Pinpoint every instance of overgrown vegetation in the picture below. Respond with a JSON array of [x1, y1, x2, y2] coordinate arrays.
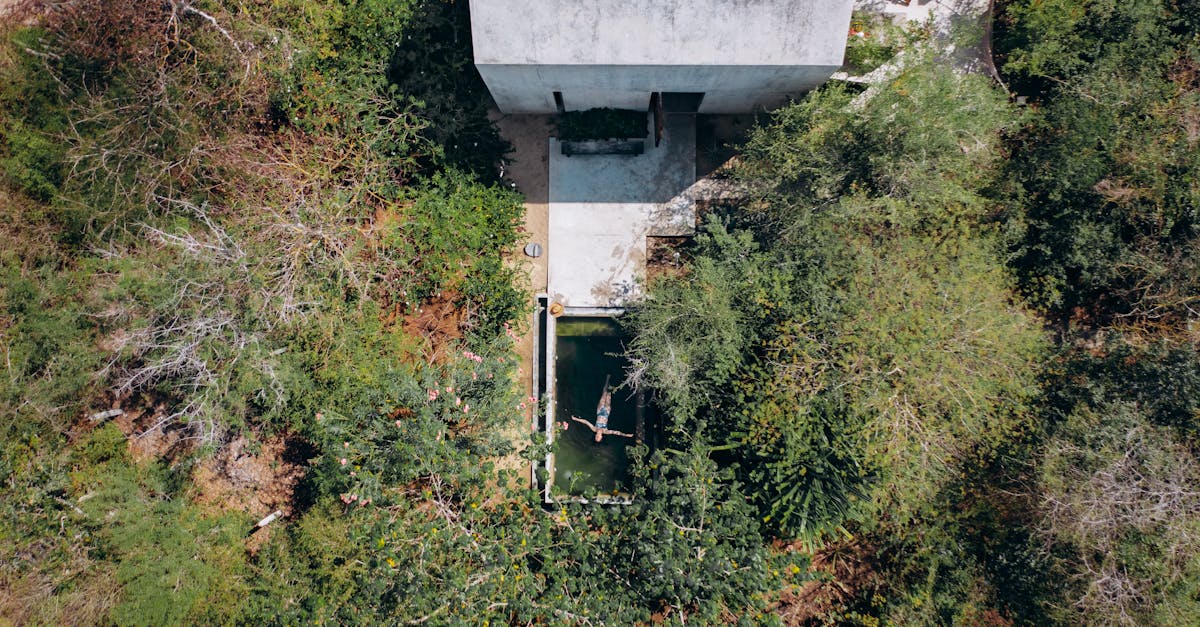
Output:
[[2, 0, 1198, 624], [627, 53, 1051, 621], [623, 0, 1200, 623], [0, 0, 783, 623], [991, 2, 1200, 622]]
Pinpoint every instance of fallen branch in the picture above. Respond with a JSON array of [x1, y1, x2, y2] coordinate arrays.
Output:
[[87, 408, 124, 423], [177, 2, 246, 55]]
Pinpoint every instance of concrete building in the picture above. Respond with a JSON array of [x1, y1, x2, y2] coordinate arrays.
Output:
[[475, 0, 854, 312], [483, 1, 856, 495], [470, 0, 855, 114]]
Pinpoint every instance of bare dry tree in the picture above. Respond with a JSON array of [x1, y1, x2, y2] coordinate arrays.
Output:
[[1038, 408, 1200, 625], [93, 197, 291, 445]]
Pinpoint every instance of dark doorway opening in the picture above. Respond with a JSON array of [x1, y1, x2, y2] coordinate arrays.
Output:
[[661, 92, 705, 113]]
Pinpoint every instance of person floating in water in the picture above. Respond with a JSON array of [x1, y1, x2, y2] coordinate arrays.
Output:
[[570, 375, 633, 442]]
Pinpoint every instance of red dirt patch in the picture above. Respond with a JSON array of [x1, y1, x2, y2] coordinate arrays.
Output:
[[71, 392, 199, 462], [646, 235, 690, 282], [400, 291, 465, 361], [772, 539, 881, 625]]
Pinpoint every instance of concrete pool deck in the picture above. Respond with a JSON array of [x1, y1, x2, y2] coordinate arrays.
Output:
[[548, 115, 697, 308]]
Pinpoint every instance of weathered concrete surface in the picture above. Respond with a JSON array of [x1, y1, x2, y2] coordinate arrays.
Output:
[[548, 115, 696, 308], [470, 0, 854, 113], [472, 0, 851, 66]]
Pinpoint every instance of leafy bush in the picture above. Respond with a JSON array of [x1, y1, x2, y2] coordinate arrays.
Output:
[[307, 336, 523, 505], [381, 169, 526, 307], [557, 108, 648, 141], [1, 120, 64, 201], [0, 257, 102, 431], [272, 0, 508, 179], [630, 60, 1041, 546], [626, 221, 777, 423]]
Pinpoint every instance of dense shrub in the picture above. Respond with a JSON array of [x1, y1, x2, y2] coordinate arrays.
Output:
[[991, 1, 1200, 623], [557, 107, 649, 141], [630, 59, 1042, 549], [238, 435, 790, 624], [272, 0, 508, 180], [997, 0, 1200, 327]]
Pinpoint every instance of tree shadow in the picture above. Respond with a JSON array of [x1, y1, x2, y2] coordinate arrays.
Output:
[[386, 0, 511, 182]]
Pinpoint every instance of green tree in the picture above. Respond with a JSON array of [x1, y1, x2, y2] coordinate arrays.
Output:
[[998, 0, 1200, 327]]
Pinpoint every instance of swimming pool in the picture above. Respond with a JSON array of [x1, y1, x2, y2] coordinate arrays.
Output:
[[536, 305, 657, 502]]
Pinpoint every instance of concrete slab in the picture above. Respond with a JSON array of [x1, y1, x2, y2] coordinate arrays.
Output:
[[548, 115, 696, 308]]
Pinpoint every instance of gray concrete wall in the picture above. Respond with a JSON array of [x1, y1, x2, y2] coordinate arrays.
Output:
[[470, 0, 854, 113], [477, 63, 841, 113]]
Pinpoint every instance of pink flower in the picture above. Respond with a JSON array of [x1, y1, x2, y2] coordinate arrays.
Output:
[[428, 389, 438, 401], [455, 397, 462, 406], [463, 404, 470, 414], [446, 386, 454, 394], [487, 373, 494, 379], [340, 458, 348, 465], [350, 471, 356, 477], [343, 441, 350, 448], [316, 412, 324, 420], [472, 371, 478, 381], [395, 419, 402, 427], [519, 402, 527, 410]]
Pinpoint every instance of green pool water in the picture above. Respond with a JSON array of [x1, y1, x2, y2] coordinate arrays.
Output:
[[552, 317, 646, 496]]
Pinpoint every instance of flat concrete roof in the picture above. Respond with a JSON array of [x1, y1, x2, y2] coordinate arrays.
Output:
[[471, 0, 851, 67], [548, 116, 696, 308], [471, 0, 853, 113]]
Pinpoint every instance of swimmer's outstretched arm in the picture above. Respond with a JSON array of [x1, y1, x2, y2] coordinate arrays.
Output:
[[570, 415, 598, 432]]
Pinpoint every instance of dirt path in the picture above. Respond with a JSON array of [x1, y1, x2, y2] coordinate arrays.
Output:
[[493, 113, 554, 487]]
